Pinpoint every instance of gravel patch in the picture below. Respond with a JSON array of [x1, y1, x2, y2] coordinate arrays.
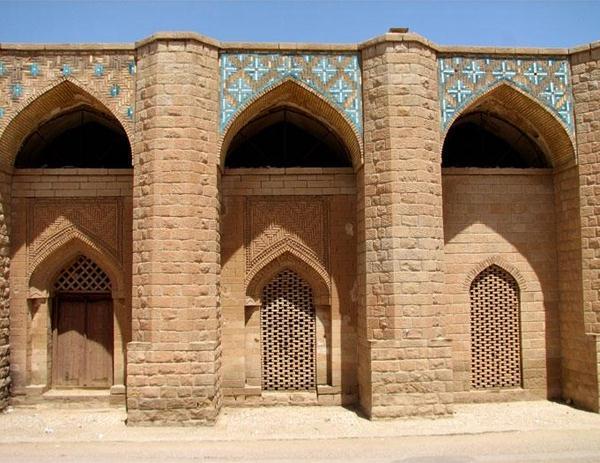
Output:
[[0, 401, 599, 443]]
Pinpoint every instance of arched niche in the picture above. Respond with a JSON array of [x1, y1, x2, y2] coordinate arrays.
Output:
[[26, 238, 127, 396], [243, 251, 333, 391], [442, 83, 575, 169], [220, 79, 363, 171], [0, 79, 132, 171]]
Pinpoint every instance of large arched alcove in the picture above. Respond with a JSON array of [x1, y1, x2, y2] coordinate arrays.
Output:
[[0, 79, 132, 170], [442, 83, 576, 403], [219, 81, 359, 406], [219, 79, 363, 171], [3, 79, 133, 402], [15, 106, 131, 169], [225, 107, 351, 169], [442, 83, 575, 169]]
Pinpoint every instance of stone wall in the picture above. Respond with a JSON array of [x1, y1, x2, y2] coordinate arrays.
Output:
[[127, 37, 222, 425], [443, 169, 559, 401], [360, 38, 452, 418], [0, 171, 10, 409], [567, 47, 600, 411]]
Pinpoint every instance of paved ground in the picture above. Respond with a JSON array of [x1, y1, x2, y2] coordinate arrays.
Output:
[[0, 401, 599, 461]]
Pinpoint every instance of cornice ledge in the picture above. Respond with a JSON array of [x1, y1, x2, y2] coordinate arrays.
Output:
[[220, 41, 358, 53], [0, 43, 134, 52], [358, 32, 438, 51], [134, 31, 221, 50], [437, 44, 570, 56], [568, 39, 600, 56]]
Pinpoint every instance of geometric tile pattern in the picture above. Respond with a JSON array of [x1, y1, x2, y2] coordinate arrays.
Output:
[[0, 54, 135, 123], [439, 56, 574, 133], [220, 53, 362, 133], [261, 269, 316, 391], [470, 265, 522, 390]]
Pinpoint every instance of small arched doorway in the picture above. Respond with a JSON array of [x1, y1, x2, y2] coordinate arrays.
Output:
[[51, 254, 113, 388], [261, 268, 316, 391]]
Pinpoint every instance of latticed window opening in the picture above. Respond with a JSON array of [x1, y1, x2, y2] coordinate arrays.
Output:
[[261, 269, 316, 391], [53, 254, 111, 293], [470, 265, 522, 389]]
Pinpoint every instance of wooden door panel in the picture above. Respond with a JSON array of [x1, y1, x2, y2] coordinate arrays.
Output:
[[85, 298, 113, 387], [53, 294, 113, 388], [53, 298, 86, 386]]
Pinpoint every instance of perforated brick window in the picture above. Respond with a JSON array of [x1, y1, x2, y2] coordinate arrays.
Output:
[[53, 255, 111, 293], [470, 265, 522, 389], [261, 269, 316, 391]]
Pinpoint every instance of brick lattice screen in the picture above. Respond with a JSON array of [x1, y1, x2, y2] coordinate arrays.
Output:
[[261, 269, 316, 391], [470, 265, 522, 389], [53, 255, 111, 293]]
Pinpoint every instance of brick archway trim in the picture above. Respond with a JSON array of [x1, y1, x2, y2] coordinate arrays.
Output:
[[462, 255, 527, 292], [246, 249, 330, 306]]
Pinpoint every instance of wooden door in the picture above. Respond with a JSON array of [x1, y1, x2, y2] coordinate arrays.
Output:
[[53, 294, 113, 388]]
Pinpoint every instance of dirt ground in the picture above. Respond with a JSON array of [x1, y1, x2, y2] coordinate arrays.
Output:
[[0, 400, 599, 443]]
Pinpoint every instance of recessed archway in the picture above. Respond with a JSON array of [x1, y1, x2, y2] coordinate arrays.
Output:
[[225, 107, 352, 169], [220, 79, 363, 171], [442, 83, 575, 169], [0, 79, 132, 171]]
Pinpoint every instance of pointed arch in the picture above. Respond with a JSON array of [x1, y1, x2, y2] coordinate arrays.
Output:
[[29, 236, 124, 299], [246, 250, 330, 306], [443, 82, 576, 168], [0, 78, 132, 170], [220, 78, 363, 171], [463, 256, 527, 292]]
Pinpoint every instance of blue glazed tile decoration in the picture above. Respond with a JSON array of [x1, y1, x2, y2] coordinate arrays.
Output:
[[219, 53, 362, 134], [439, 56, 574, 133], [29, 63, 40, 77], [11, 83, 23, 99], [126, 106, 133, 119], [0, 62, 5, 77], [61, 64, 72, 77], [128, 61, 136, 76], [0, 108, 4, 118], [94, 64, 105, 77], [110, 84, 120, 97]]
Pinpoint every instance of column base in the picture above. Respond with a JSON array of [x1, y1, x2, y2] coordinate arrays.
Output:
[[126, 341, 222, 426]]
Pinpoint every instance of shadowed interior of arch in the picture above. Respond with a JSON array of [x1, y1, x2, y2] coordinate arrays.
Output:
[[15, 105, 131, 168], [443, 111, 550, 168], [225, 107, 351, 168]]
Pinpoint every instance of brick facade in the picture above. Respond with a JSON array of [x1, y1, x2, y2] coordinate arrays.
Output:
[[0, 30, 597, 424]]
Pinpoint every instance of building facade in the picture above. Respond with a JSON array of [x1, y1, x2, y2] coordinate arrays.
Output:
[[0, 30, 598, 424]]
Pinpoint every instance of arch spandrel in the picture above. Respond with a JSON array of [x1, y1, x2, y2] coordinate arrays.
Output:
[[0, 78, 133, 170], [219, 54, 362, 169]]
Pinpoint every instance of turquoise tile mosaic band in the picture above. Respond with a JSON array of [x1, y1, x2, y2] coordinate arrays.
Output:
[[439, 57, 574, 133], [219, 53, 362, 133]]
